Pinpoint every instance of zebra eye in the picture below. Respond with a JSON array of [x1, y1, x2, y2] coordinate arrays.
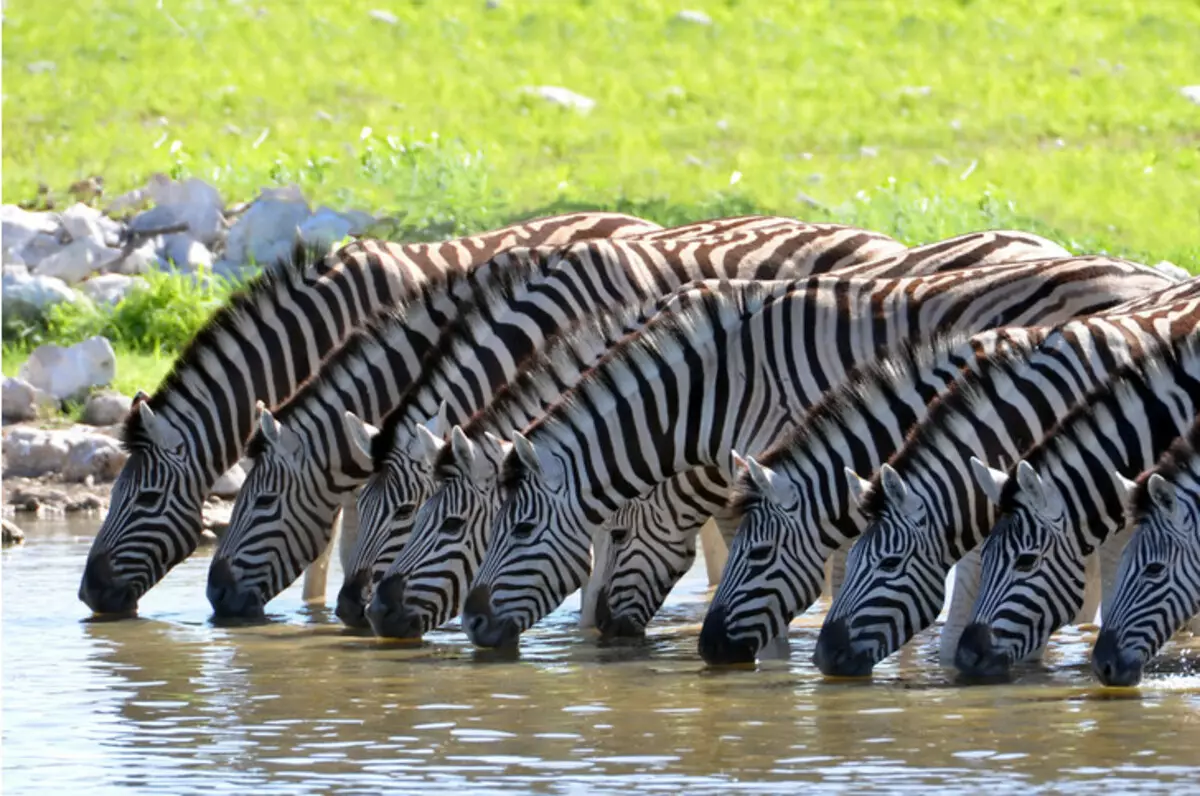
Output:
[[877, 555, 904, 573], [136, 490, 162, 507], [1144, 562, 1167, 579], [440, 517, 465, 536], [1014, 553, 1039, 572], [254, 493, 276, 510], [395, 502, 416, 520], [512, 521, 537, 540], [747, 543, 773, 563], [609, 528, 630, 545]]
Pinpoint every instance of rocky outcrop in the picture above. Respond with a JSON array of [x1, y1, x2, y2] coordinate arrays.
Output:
[[2, 425, 127, 481], [18, 337, 117, 403]]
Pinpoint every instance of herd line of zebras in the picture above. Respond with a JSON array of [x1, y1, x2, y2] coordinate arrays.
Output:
[[77, 211, 1200, 687]]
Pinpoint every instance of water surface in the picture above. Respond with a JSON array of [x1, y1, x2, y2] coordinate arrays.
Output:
[[4, 515, 1199, 794]]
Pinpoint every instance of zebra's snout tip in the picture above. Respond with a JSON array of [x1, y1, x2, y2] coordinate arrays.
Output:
[[954, 622, 1012, 679], [79, 551, 140, 617], [813, 617, 874, 677], [336, 569, 374, 629], [698, 605, 757, 666], [1092, 629, 1144, 687], [206, 557, 265, 619], [364, 575, 424, 640], [462, 584, 520, 649]]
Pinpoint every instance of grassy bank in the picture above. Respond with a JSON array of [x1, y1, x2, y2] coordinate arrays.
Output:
[[4, 0, 1198, 267]]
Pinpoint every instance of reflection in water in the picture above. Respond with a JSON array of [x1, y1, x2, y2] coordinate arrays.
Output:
[[4, 516, 1199, 794]]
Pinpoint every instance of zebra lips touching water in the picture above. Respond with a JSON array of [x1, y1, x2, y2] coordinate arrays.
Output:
[[580, 231, 1079, 640], [813, 292, 1200, 678], [958, 339, 1200, 678], [460, 259, 1172, 649], [211, 221, 907, 617], [1094, 418, 1200, 686], [78, 212, 659, 616], [700, 280, 1200, 665], [350, 229, 1071, 631]]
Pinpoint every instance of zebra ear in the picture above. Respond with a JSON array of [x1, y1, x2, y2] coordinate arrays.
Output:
[[512, 431, 563, 489], [744, 455, 797, 508], [342, 412, 377, 467], [1148, 474, 1181, 522], [426, 401, 450, 438], [879, 464, 914, 510], [450, 425, 477, 471], [136, 399, 184, 452], [409, 421, 445, 467], [259, 407, 302, 458], [845, 468, 874, 507], [1113, 472, 1139, 506], [970, 457, 1009, 506], [1016, 460, 1053, 514]]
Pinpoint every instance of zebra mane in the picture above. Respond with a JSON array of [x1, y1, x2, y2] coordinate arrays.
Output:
[[995, 341, 1185, 511], [367, 246, 575, 462], [1131, 416, 1200, 518], [725, 332, 1033, 519], [122, 240, 327, 451], [243, 247, 557, 458], [497, 280, 778, 489], [429, 299, 655, 477]]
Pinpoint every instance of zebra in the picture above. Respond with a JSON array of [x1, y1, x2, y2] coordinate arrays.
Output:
[[1093, 418, 1200, 686], [581, 231, 1081, 639], [351, 229, 1074, 630], [698, 282, 1200, 664], [459, 260, 1172, 648], [958, 339, 1200, 678], [208, 222, 908, 617], [813, 295, 1200, 677], [77, 211, 660, 615]]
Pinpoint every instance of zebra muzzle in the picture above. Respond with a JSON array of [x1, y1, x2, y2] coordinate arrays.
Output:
[[336, 569, 374, 630], [1091, 628, 1144, 687], [365, 574, 424, 640], [206, 557, 265, 619], [698, 604, 757, 666], [78, 550, 139, 617], [953, 622, 1013, 680], [462, 584, 520, 649]]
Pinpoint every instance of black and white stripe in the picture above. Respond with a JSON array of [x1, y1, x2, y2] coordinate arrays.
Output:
[[959, 339, 1200, 677], [459, 259, 1172, 648], [78, 212, 659, 616], [210, 221, 905, 616], [1094, 420, 1200, 685], [813, 291, 1200, 677]]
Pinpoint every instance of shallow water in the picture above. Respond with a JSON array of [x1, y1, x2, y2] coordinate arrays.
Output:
[[4, 515, 1199, 795]]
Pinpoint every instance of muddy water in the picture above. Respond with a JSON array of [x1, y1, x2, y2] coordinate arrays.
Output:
[[4, 516, 1199, 794]]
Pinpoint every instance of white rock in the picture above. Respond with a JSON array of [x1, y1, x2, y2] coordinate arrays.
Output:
[[222, 186, 311, 267], [113, 241, 165, 275], [59, 202, 122, 247], [1181, 86, 1200, 106], [1, 377, 58, 422], [161, 233, 214, 270], [18, 231, 65, 266], [78, 273, 147, 306], [522, 86, 596, 113], [298, 207, 355, 251], [33, 238, 122, 284], [18, 337, 117, 402], [2, 205, 58, 265], [1154, 260, 1191, 282], [2, 518, 25, 546], [62, 433, 128, 482], [81, 390, 133, 426], [143, 175, 225, 246], [1, 427, 76, 477], [1, 268, 82, 324], [211, 462, 247, 498], [104, 186, 149, 216], [674, 9, 713, 25], [368, 9, 398, 24]]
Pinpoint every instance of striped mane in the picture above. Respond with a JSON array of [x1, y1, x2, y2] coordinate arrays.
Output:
[[122, 240, 327, 451], [1131, 419, 1200, 518], [993, 343, 1183, 511]]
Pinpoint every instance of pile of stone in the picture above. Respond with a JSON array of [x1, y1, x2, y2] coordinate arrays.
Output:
[[2, 176, 376, 328]]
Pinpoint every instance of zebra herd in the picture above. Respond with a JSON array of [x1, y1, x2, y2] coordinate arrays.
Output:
[[77, 211, 1200, 687]]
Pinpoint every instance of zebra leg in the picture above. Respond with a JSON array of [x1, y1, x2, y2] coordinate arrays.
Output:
[[1073, 551, 1101, 625], [758, 633, 792, 661], [301, 506, 343, 605], [939, 549, 982, 666], [702, 516, 731, 587], [827, 548, 849, 599], [338, 498, 360, 577]]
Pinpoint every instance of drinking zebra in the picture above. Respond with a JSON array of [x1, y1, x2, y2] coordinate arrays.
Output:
[[813, 291, 1200, 677], [957, 339, 1200, 677], [349, 230, 1072, 629], [1093, 418, 1200, 685], [458, 260, 1170, 648], [78, 212, 663, 616], [208, 221, 906, 616]]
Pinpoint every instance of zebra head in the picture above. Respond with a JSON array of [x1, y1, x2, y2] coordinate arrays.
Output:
[[1095, 472, 1200, 686], [337, 411, 447, 629], [701, 454, 827, 665], [956, 459, 1080, 678], [591, 477, 705, 640], [80, 393, 202, 616], [814, 464, 947, 676], [366, 428, 510, 640], [207, 407, 373, 618], [463, 431, 591, 649]]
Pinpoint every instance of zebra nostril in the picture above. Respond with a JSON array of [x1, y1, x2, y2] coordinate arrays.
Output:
[[463, 584, 494, 620]]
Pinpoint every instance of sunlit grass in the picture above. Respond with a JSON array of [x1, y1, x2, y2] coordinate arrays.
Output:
[[3, 0, 1197, 266]]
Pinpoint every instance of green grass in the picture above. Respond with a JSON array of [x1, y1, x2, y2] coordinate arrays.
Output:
[[3, 0, 1198, 268]]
